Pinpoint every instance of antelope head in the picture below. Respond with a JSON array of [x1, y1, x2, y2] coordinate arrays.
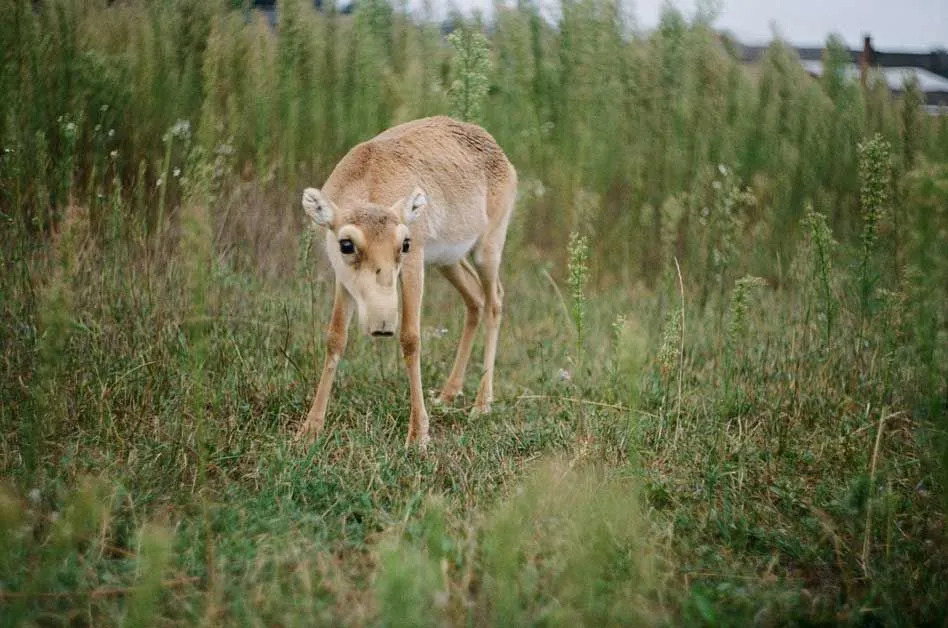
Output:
[[302, 186, 426, 337]]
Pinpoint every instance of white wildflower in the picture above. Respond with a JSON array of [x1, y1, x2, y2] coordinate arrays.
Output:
[[163, 119, 192, 143]]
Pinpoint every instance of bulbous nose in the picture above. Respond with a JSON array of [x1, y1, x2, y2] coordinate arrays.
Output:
[[370, 319, 396, 337]]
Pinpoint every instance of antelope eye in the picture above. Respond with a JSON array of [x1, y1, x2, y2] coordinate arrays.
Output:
[[401, 238, 411, 253], [339, 238, 355, 255]]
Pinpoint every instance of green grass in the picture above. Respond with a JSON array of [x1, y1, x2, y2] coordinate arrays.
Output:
[[1, 217, 945, 624], [1, 0, 947, 625]]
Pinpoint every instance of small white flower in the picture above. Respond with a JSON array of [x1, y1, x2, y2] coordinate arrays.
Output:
[[718, 163, 728, 176], [156, 177, 164, 188], [169, 119, 192, 141], [557, 368, 571, 382], [173, 167, 181, 178], [163, 120, 191, 144], [28, 488, 41, 504], [109, 150, 118, 159], [108, 129, 115, 138]]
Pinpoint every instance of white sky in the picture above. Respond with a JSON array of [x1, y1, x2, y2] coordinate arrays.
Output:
[[439, 0, 947, 50], [647, 0, 948, 50]]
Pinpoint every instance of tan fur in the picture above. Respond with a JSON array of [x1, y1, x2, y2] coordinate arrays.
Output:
[[296, 116, 517, 450]]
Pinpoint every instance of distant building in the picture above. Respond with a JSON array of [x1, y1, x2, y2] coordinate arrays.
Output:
[[737, 35, 948, 113]]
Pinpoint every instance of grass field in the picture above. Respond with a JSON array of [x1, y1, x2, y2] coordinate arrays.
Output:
[[2, 1, 947, 625]]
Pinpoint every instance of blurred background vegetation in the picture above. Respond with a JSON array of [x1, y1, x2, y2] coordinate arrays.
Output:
[[4, 0, 946, 278], [1, 0, 946, 624]]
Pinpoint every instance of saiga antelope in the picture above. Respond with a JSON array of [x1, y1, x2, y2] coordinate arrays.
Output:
[[297, 116, 517, 449]]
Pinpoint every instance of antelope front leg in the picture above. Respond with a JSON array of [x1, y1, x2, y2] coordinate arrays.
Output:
[[400, 260, 429, 450], [297, 283, 353, 442]]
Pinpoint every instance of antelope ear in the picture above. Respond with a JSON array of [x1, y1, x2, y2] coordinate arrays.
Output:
[[302, 187, 334, 227], [401, 187, 427, 225]]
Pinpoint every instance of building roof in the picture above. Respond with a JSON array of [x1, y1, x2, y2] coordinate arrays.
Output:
[[800, 60, 948, 94], [735, 36, 948, 82]]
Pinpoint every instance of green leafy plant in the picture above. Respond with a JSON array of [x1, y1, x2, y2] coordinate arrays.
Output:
[[448, 27, 492, 123]]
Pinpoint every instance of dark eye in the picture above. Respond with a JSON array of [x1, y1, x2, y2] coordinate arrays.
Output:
[[339, 238, 355, 255], [401, 238, 411, 253]]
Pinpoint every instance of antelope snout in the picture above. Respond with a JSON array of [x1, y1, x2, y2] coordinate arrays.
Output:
[[353, 281, 400, 337], [361, 305, 399, 338]]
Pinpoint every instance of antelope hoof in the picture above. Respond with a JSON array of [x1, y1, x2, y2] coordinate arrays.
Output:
[[295, 415, 323, 443], [435, 385, 462, 406], [405, 412, 430, 452], [405, 430, 430, 453], [473, 380, 493, 414], [472, 399, 492, 415]]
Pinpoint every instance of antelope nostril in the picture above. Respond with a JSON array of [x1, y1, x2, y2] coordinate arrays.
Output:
[[371, 330, 395, 337]]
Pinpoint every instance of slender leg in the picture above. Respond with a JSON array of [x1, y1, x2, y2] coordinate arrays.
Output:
[[400, 257, 429, 449], [437, 259, 484, 404], [296, 283, 353, 442], [474, 256, 503, 413]]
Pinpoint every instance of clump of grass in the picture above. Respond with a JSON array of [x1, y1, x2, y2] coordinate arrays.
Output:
[[29, 205, 91, 468], [612, 312, 648, 407], [127, 523, 174, 627], [726, 275, 766, 345], [57, 115, 80, 212], [373, 460, 670, 626], [723, 275, 766, 406], [567, 230, 590, 367], [801, 207, 837, 345], [375, 536, 443, 628], [477, 458, 669, 625], [653, 259, 686, 443], [0, 479, 178, 626], [448, 26, 491, 123], [657, 307, 683, 383], [900, 75, 923, 170], [692, 164, 752, 307], [156, 119, 193, 243], [857, 133, 891, 318]]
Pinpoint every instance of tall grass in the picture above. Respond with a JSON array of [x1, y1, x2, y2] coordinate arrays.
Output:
[[1, 0, 946, 625], [4, 0, 945, 266]]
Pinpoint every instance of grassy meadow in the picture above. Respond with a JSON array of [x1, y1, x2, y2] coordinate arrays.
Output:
[[2, 0, 947, 624]]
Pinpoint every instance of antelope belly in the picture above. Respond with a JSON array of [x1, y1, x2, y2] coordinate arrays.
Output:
[[424, 237, 478, 266]]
